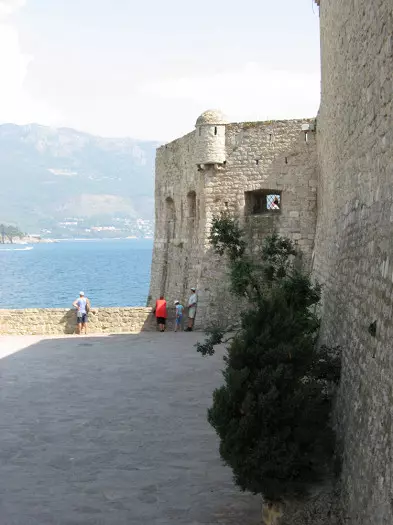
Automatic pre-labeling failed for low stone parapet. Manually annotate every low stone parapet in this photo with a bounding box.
[0,307,162,335]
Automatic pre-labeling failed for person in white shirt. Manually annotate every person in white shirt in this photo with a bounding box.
[72,291,91,335]
[186,287,197,331]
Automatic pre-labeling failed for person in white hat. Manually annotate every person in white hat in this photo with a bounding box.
[174,300,184,332]
[186,287,197,331]
[72,291,91,335]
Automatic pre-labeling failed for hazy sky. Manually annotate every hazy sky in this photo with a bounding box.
[0,0,321,141]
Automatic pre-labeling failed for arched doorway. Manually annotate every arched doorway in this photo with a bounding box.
[187,191,196,219]
[165,196,176,238]
[161,197,176,296]
[186,191,196,242]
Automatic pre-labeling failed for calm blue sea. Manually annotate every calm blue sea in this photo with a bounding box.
[0,239,153,309]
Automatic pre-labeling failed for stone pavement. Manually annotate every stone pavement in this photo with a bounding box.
[0,333,261,524]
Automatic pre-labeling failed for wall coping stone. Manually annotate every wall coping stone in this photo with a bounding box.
[0,306,182,336]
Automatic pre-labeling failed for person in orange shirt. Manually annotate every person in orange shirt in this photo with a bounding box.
[154,295,167,332]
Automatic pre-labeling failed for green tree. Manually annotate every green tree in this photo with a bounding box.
[198,213,341,505]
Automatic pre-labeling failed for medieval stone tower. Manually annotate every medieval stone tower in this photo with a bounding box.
[149,113,318,325]
[195,110,227,168]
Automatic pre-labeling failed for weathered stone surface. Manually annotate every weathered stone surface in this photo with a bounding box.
[0,333,262,524]
[270,485,340,525]
[0,307,158,335]
[313,0,393,523]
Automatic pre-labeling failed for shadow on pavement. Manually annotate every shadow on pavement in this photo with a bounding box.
[0,333,261,524]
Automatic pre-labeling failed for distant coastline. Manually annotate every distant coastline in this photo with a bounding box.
[2,236,153,245]
[52,237,153,242]
[2,236,57,245]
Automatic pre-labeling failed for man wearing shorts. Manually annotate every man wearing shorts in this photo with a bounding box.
[73,291,90,335]
[154,296,167,332]
[186,287,197,331]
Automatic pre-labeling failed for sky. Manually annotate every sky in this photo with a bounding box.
[0,0,321,141]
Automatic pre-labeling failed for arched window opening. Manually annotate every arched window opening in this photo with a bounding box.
[165,197,175,222]
[165,197,176,240]
[186,191,197,243]
[187,191,196,219]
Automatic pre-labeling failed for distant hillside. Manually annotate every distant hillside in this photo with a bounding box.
[0,124,158,234]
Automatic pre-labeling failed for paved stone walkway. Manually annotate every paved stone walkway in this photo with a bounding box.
[0,333,261,524]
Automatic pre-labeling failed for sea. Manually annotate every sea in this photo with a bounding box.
[0,239,153,309]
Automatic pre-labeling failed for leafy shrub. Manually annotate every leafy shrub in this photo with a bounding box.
[199,213,341,502]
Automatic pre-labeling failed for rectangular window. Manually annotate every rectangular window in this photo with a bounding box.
[245,190,281,215]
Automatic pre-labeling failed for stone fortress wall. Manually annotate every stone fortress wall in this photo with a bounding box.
[149,116,319,327]
[313,0,393,522]
[149,0,393,522]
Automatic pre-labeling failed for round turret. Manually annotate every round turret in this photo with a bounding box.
[195,109,227,167]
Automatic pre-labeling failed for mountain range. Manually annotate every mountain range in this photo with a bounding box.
[0,123,158,235]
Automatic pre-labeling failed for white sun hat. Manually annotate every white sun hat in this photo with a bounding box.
[79,291,85,296]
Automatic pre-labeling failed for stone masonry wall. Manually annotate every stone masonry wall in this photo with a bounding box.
[0,307,179,335]
[149,118,318,328]
[200,120,319,326]
[314,0,393,522]
[148,132,204,317]
[212,120,317,258]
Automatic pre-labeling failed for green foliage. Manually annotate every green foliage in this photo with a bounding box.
[200,213,341,502]
[209,212,246,261]
[196,326,226,357]
[260,234,296,284]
